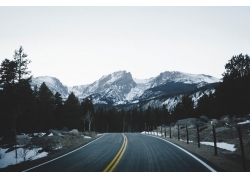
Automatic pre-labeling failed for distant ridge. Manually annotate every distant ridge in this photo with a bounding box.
[30,70,220,110]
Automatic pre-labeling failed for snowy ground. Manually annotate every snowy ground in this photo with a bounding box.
[0,130,240,170]
[141,131,237,152]
[0,132,93,169]
[0,147,48,169]
[238,120,250,125]
[200,142,236,152]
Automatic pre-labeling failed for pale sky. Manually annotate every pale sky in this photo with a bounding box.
[1,4,250,86]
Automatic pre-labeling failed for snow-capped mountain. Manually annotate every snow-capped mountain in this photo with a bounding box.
[30,76,68,98]
[30,70,220,110]
[121,84,217,112]
[147,71,219,88]
[69,71,137,103]
[126,71,219,101]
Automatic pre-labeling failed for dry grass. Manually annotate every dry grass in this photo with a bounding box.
[154,124,250,172]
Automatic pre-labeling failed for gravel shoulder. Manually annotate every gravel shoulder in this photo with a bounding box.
[150,134,249,172]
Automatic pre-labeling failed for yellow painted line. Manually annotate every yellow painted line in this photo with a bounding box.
[103,133,127,172]
[109,135,127,172]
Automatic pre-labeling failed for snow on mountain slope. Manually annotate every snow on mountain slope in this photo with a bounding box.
[30,70,219,107]
[79,71,137,101]
[68,84,89,97]
[31,76,68,99]
[139,88,216,112]
[133,78,153,84]
[126,71,219,101]
[148,71,220,88]
[126,77,154,101]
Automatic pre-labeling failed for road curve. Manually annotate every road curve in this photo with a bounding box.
[114,133,216,172]
[24,133,218,172]
[25,133,123,172]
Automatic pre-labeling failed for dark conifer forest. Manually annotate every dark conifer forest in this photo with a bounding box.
[1,47,250,143]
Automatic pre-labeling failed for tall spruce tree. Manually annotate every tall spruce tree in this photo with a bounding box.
[37,82,55,131]
[13,46,31,83]
[216,53,250,116]
[171,95,194,120]
[54,92,63,129]
[63,92,81,130]
[0,47,33,141]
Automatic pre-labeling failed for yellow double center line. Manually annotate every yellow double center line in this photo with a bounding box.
[103,133,128,172]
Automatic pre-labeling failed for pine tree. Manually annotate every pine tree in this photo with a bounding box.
[171,95,194,120]
[161,105,170,125]
[63,92,81,130]
[13,46,31,83]
[54,92,63,129]
[0,47,33,140]
[80,96,94,132]
[216,53,250,116]
[0,59,17,88]
[36,82,55,131]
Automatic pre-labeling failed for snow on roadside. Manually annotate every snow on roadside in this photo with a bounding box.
[200,142,236,152]
[0,148,48,169]
[179,139,194,143]
[141,131,163,136]
[238,120,250,125]
[30,151,48,160]
[141,131,237,152]
[33,132,46,137]
[84,136,91,139]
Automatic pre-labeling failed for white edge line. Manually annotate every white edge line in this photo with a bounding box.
[23,134,107,172]
[143,134,216,172]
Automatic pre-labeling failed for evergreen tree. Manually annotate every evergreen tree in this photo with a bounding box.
[0,59,17,88]
[13,46,31,83]
[36,82,55,131]
[216,53,250,116]
[63,92,81,130]
[196,92,217,118]
[171,95,194,120]
[223,53,250,80]
[145,106,153,131]
[54,92,63,129]
[94,107,106,133]
[0,47,33,140]
[161,105,170,125]
[80,96,94,132]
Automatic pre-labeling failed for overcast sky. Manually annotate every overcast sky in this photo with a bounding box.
[1,5,250,86]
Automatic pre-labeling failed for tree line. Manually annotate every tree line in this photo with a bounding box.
[170,53,250,120]
[1,47,250,143]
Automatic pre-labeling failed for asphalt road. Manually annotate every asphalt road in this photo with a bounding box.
[115,133,215,172]
[25,133,217,172]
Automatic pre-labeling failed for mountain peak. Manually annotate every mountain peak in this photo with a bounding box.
[150,70,219,88]
[31,76,68,99]
[30,70,220,106]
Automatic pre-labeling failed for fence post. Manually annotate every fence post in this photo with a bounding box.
[197,125,200,148]
[237,126,246,171]
[178,124,180,141]
[186,124,189,144]
[212,125,217,156]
